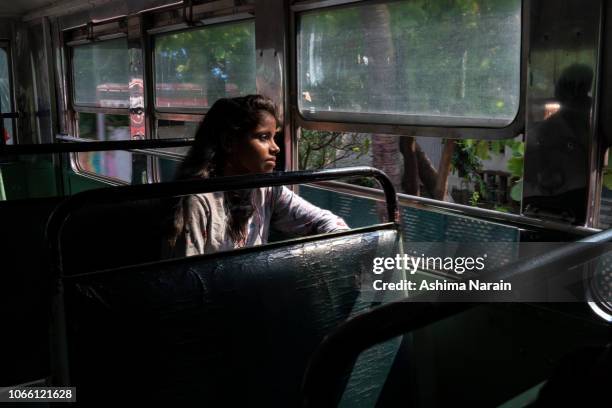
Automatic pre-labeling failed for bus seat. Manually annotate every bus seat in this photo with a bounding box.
[55,225,402,406]
[59,199,165,274]
[0,197,62,385]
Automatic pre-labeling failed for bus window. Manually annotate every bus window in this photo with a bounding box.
[0,46,15,144]
[153,19,256,110]
[156,119,198,155]
[76,112,133,183]
[298,129,524,214]
[71,38,140,184]
[297,0,521,127]
[154,119,199,183]
[72,38,130,108]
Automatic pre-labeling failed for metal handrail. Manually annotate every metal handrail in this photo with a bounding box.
[45,166,399,278]
[301,302,472,408]
[308,181,600,237]
[44,166,398,387]
[300,226,612,408]
[2,135,598,238]
[0,135,194,155]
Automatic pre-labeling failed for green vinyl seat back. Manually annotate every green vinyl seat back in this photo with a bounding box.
[55,225,403,406]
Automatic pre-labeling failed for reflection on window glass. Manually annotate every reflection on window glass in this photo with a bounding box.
[154,20,256,109]
[73,38,129,107]
[155,120,198,182]
[298,0,521,124]
[157,158,181,182]
[530,49,595,102]
[157,119,199,139]
[299,129,523,213]
[156,119,198,155]
[0,48,14,144]
[77,113,132,183]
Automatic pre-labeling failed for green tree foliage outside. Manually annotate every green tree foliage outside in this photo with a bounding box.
[452,138,524,207]
[299,129,370,170]
[299,129,376,188]
[297,0,524,211]
[154,21,256,106]
[299,0,521,120]
[300,129,524,209]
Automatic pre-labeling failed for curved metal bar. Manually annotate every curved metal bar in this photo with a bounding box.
[300,226,612,407]
[0,136,194,156]
[45,167,397,387]
[301,302,474,408]
[311,181,600,237]
[4,135,598,238]
[45,166,399,278]
[483,227,612,283]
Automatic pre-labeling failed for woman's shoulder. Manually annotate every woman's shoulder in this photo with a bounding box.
[180,193,216,217]
[182,192,209,206]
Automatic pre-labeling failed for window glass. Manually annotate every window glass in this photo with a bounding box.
[529,49,596,102]
[297,0,521,125]
[72,38,130,107]
[157,119,199,139]
[157,158,181,182]
[0,48,14,144]
[156,119,198,155]
[154,20,256,109]
[299,129,523,213]
[77,113,132,183]
[2,118,12,144]
[154,120,199,182]
[599,149,612,228]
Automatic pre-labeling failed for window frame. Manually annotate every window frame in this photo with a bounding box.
[149,14,256,116]
[60,3,258,184]
[290,0,529,140]
[146,13,258,167]
[66,30,133,185]
[68,34,131,113]
[0,40,18,145]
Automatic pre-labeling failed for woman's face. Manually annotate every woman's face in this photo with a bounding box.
[227,112,280,175]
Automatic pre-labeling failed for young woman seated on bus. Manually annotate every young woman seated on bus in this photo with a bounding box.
[163,94,349,258]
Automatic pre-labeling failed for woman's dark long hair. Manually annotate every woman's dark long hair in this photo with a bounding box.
[166,95,279,249]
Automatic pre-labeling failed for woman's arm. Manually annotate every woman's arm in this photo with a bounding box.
[270,186,349,236]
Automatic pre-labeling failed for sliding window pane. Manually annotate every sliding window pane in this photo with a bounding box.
[156,119,198,155]
[299,129,523,213]
[298,0,521,126]
[72,38,130,107]
[0,48,14,144]
[154,20,256,109]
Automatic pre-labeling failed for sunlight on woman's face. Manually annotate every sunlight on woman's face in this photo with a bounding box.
[227,112,280,175]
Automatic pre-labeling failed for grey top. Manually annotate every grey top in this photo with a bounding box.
[167,186,349,257]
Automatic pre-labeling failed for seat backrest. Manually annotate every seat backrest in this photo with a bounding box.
[0,197,62,385]
[59,199,165,274]
[58,226,402,406]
